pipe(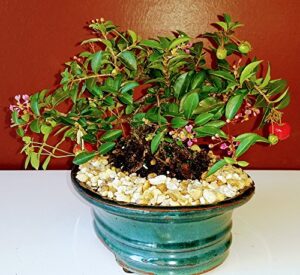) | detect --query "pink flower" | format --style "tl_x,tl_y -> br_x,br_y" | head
10,94 -> 30,113
187,140 -> 193,147
15,95 -> 21,101
185,125 -> 193,133
9,105 -> 17,112
227,150 -> 233,156
184,49 -> 191,54
186,42 -> 193,48
220,143 -> 228,150
245,109 -> 252,115
22,94 -> 30,102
